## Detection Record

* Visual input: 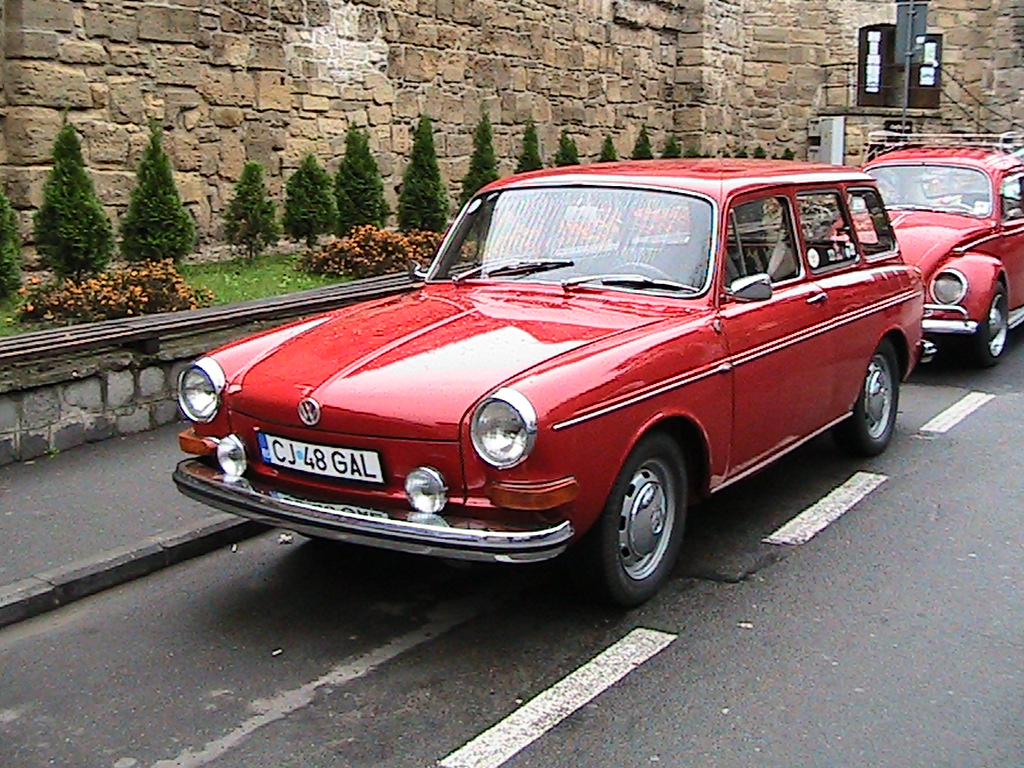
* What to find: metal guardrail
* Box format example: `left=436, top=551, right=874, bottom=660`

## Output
left=0, top=272, right=416, bottom=365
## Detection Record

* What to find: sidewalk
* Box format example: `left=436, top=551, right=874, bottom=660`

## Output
left=0, top=421, right=265, bottom=628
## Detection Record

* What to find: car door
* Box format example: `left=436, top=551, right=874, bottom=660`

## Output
left=997, top=172, right=1024, bottom=311
left=796, top=186, right=909, bottom=419
left=717, top=193, right=836, bottom=481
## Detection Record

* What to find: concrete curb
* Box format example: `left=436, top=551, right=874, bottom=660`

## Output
left=0, top=515, right=268, bottom=629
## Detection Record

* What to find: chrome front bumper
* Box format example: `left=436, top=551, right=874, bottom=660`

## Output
left=923, top=303, right=977, bottom=335
left=173, top=459, right=575, bottom=563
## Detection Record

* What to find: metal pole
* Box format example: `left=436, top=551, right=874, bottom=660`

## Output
left=900, top=0, right=916, bottom=133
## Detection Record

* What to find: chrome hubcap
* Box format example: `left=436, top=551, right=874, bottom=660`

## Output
left=618, top=459, right=674, bottom=581
left=987, top=294, right=1008, bottom=357
left=864, top=356, right=893, bottom=440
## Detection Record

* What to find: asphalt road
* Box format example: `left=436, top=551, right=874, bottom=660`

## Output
left=1, top=338, right=1022, bottom=768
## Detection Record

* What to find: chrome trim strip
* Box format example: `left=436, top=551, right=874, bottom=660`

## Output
left=173, top=460, right=574, bottom=563
left=711, top=413, right=850, bottom=494
left=552, top=289, right=919, bottom=431
left=552, top=362, right=727, bottom=431
left=923, top=318, right=979, bottom=335
left=924, top=302, right=969, bottom=318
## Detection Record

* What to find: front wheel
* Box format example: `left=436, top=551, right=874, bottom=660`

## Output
left=968, top=284, right=1009, bottom=368
left=833, top=339, right=899, bottom=457
left=574, top=433, right=687, bottom=607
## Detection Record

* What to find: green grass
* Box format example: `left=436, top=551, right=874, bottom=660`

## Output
left=0, top=250, right=347, bottom=338
left=177, top=250, right=344, bottom=304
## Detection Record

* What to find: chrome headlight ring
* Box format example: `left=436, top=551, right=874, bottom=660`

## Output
left=177, top=357, right=227, bottom=423
left=470, top=388, right=538, bottom=469
left=931, top=268, right=968, bottom=305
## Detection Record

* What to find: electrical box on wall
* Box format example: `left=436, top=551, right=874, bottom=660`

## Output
left=807, top=117, right=846, bottom=165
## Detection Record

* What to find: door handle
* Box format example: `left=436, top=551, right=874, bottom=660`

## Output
left=806, top=292, right=828, bottom=305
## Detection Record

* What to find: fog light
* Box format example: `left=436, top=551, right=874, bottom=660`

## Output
left=216, top=434, right=248, bottom=478
left=405, top=466, right=447, bottom=515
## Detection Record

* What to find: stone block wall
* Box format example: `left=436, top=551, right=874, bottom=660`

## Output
left=0, top=0, right=1020, bottom=255
left=0, top=0, right=704, bottom=256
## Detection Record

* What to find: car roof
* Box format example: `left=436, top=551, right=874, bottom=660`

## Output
left=865, top=146, right=1024, bottom=173
left=482, top=158, right=876, bottom=199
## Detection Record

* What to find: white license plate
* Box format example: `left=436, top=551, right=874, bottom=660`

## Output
left=257, top=432, right=384, bottom=483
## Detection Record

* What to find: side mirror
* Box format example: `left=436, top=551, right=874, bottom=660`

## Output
left=727, top=273, right=773, bottom=302
left=408, top=261, right=429, bottom=282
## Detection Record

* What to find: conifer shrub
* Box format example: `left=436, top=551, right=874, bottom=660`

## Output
left=630, top=125, right=654, bottom=160
left=459, top=111, right=500, bottom=206
left=781, top=148, right=796, bottom=160
left=661, top=135, right=683, bottom=159
left=224, top=162, right=280, bottom=260
left=284, top=154, right=337, bottom=248
left=120, top=123, right=195, bottom=263
left=753, top=145, right=768, bottom=159
left=515, top=120, right=543, bottom=173
left=0, top=188, right=22, bottom=301
left=17, top=260, right=213, bottom=324
left=299, top=225, right=443, bottom=279
left=734, top=147, right=750, bottom=158
left=552, top=129, right=580, bottom=167
left=598, top=136, right=618, bottom=162
left=335, top=126, right=390, bottom=236
left=398, top=116, right=449, bottom=233
left=33, top=122, right=114, bottom=281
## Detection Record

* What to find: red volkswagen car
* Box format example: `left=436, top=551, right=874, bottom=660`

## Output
left=865, top=145, right=1024, bottom=366
left=174, top=159, right=925, bottom=606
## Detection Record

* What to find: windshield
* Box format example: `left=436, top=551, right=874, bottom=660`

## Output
left=867, top=164, right=993, bottom=216
left=431, top=186, right=715, bottom=292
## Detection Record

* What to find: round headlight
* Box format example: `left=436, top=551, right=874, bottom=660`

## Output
left=178, top=357, right=226, bottom=423
left=470, top=388, right=537, bottom=469
left=216, top=433, right=248, bottom=478
left=932, top=270, right=968, bottom=305
left=405, top=466, right=448, bottom=515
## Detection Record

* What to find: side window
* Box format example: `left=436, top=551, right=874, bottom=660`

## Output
left=847, top=188, right=897, bottom=256
left=725, top=196, right=800, bottom=285
left=796, top=191, right=858, bottom=271
left=1001, top=174, right=1024, bottom=221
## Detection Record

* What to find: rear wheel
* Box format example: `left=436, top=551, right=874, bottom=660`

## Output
left=833, top=339, right=899, bottom=457
left=574, top=432, right=687, bottom=607
left=968, top=284, right=1008, bottom=368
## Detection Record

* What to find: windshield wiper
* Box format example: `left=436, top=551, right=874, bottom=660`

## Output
left=561, top=273, right=700, bottom=293
left=453, top=259, right=574, bottom=283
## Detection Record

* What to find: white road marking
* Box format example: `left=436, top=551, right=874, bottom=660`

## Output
left=919, top=391, right=995, bottom=434
left=763, top=472, right=887, bottom=546
left=438, top=627, right=676, bottom=768
left=150, top=596, right=490, bottom=768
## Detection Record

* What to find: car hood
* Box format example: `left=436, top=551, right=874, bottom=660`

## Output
left=228, top=285, right=678, bottom=439
left=887, top=209, right=995, bottom=277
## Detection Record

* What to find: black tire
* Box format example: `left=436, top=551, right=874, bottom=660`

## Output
left=833, top=339, right=899, bottom=457
left=574, top=432, right=687, bottom=607
left=968, top=284, right=1009, bottom=368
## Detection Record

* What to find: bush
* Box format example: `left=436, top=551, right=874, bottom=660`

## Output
left=120, top=123, right=195, bottom=263
left=0, top=188, right=22, bottom=301
left=33, top=122, right=114, bottom=281
left=398, top=116, right=449, bottom=233
left=515, top=120, right=543, bottom=173
left=335, top=126, right=390, bottom=236
left=459, top=111, right=499, bottom=206
left=661, top=135, right=683, bottom=159
left=553, top=129, right=580, bottom=167
left=300, top=225, right=443, bottom=280
left=17, top=260, right=214, bottom=324
left=753, top=145, right=768, bottom=159
left=630, top=125, right=654, bottom=160
left=284, top=154, right=337, bottom=248
left=598, top=136, right=618, bottom=162
left=224, top=162, right=281, bottom=260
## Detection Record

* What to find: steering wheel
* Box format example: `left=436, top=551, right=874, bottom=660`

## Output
left=617, top=262, right=676, bottom=282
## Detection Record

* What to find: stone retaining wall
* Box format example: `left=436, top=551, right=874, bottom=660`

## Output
left=0, top=323, right=269, bottom=466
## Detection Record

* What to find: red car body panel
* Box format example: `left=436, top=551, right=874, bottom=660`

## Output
left=174, top=159, right=925, bottom=567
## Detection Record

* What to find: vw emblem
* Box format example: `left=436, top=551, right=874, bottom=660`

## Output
left=297, top=397, right=321, bottom=426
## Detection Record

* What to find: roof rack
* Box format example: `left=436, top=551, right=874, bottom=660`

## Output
left=865, top=131, right=1024, bottom=161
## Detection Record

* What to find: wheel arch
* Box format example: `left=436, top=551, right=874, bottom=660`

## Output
left=644, top=415, right=712, bottom=504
